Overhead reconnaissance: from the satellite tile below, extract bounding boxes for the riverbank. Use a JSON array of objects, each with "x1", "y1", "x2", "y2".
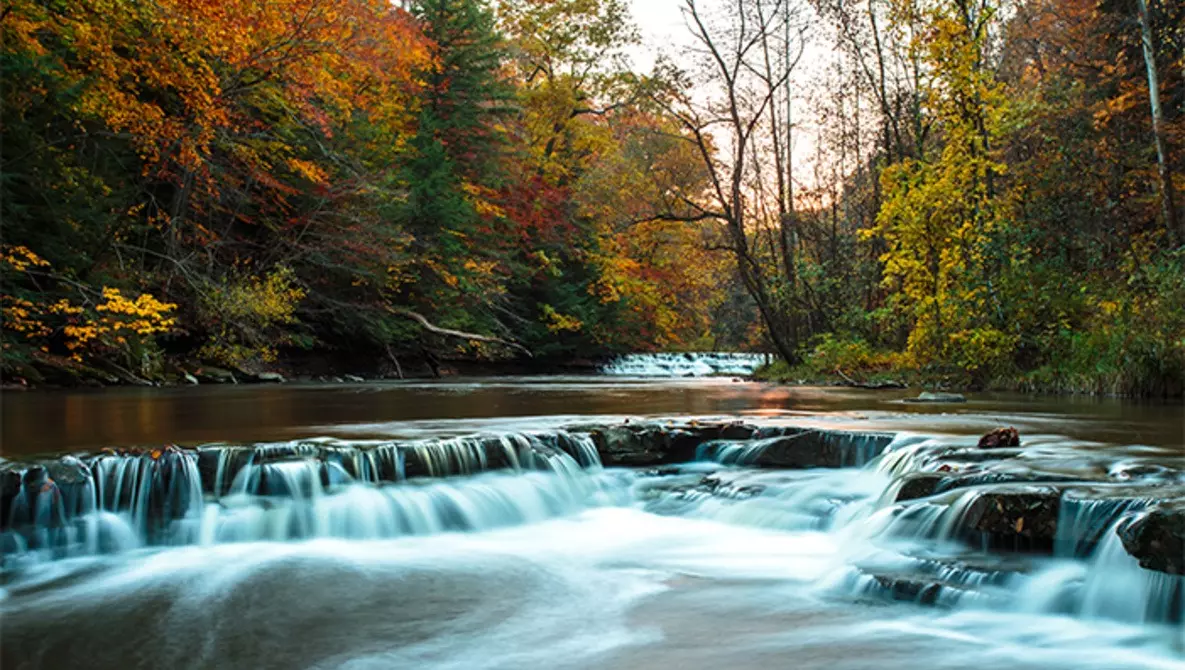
[
  {"x1": 0, "y1": 348, "x2": 612, "y2": 391},
  {"x1": 4, "y1": 346, "x2": 1183, "y2": 402},
  {"x1": 751, "y1": 359, "x2": 1185, "y2": 400}
]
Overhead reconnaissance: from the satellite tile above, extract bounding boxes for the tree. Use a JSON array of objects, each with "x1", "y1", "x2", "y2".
[
  {"x1": 653, "y1": 0, "x2": 810, "y2": 363},
  {"x1": 1135, "y1": 0, "x2": 1180, "y2": 244}
]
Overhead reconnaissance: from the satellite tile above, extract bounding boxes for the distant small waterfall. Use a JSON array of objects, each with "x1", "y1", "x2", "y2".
[{"x1": 601, "y1": 352, "x2": 766, "y2": 377}]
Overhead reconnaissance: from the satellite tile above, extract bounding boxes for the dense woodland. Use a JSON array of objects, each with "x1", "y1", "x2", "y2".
[{"x1": 1, "y1": 0, "x2": 1182, "y2": 395}]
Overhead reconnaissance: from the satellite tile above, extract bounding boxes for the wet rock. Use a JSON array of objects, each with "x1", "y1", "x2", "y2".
[
  {"x1": 343, "y1": 374, "x2": 365, "y2": 383},
  {"x1": 867, "y1": 574, "x2": 967, "y2": 606},
  {"x1": 597, "y1": 425, "x2": 670, "y2": 466},
  {"x1": 742, "y1": 429, "x2": 894, "y2": 469},
  {"x1": 933, "y1": 467, "x2": 1083, "y2": 495},
  {"x1": 255, "y1": 371, "x2": 285, "y2": 383},
  {"x1": 955, "y1": 487, "x2": 1062, "y2": 553},
  {"x1": 183, "y1": 372, "x2": 199, "y2": 385},
  {"x1": 1119, "y1": 503, "x2": 1185, "y2": 575},
  {"x1": 977, "y1": 427, "x2": 1020, "y2": 449},
  {"x1": 848, "y1": 553, "x2": 1027, "y2": 609},
  {"x1": 895, "y1": 473, "x2": 945, "y2": 502},
  {"x1": 571, "y1": 421, "x2": 893, "y2": 468},
  {"x1": 905, "y1": 392, "x2": 966, "y2": 403}
]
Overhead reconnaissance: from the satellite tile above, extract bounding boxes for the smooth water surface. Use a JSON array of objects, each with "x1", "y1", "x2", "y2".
[{"x1": 3, "y1": 377, "x2": 1182, "y2": 454}]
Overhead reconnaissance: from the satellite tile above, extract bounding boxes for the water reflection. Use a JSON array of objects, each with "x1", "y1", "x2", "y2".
[{"x1": 1, "y1": 377, "x2": 1182, "y2": 455}]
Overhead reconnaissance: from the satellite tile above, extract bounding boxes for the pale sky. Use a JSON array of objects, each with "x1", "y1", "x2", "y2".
[
  {"x1": 627, "y1": 0, "x2": 694, "y2": 72},
  {"x1": 626, "y1": 0, "x2": 834, "y2": 192}
]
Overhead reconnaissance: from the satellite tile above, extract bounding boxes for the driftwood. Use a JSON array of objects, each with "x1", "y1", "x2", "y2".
[
  {"x1": 392, "y1": 309, "x2": 532, "y2": 357},
  {"x1": 835, "y1": 367, "x2": 906, "y2": 390}
]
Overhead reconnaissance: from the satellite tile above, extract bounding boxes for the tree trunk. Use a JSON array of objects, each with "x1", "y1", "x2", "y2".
[{"x1": 1137, "y1": 0, "x2": 1181, "y2": 245}]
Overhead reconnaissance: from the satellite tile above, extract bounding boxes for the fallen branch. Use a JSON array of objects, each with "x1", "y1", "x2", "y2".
[{"x1": 391, "y1": 309, "x2": 532, "y2": 357}]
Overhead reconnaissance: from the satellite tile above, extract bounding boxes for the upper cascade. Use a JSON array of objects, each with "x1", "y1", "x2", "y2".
[{"x1": 600, "y1": 352, "x2": 766, "y2": 377}]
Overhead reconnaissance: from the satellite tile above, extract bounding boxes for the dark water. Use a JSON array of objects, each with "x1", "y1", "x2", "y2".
[
  {"x1": 2, "y1": 376, "x2": 1183, "y2": 670},
  {"x1": 2, "y1": 377, "x2": 1181, "y2": 455}
]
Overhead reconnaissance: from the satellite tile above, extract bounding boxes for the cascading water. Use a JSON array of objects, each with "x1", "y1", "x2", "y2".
[
  {"x1": 3, "y1": 417, "x2": 1183, "y2": 669},
  {"x1": 0, "y1": 430, "x2": 609, "y2": 568},
  {"x1": 600, "y1": 352, "x2": 767, "y2": 376}
]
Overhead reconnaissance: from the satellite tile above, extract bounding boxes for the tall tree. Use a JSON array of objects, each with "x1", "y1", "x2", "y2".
[
  {"x1": 397, "y1": 0, "x2": 516, "y2": 341},
  {"x1": 655, "y1": 0, "x2": 809, "y2": 364},
  {"x1": 1135, "y1": 0, "x2": 1180, "y2": 244}
]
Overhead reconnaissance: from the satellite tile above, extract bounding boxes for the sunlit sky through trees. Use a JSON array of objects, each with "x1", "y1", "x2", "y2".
[{"x1": 627, "y1": 0, "x2": 829, "y2": 189}]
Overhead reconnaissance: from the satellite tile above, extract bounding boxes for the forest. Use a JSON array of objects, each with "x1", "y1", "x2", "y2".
[{"x1": 1, "y1": 0, "x2": 1183, "y2": 396}]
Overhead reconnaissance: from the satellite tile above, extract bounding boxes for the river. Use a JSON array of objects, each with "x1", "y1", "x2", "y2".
[{"x1": 1, "y1": 356, "x2": 1183, "y2": 669}]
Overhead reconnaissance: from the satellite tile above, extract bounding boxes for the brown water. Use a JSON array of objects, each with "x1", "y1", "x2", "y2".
[{"x1": 2, "y1": 376, "x2": 1181, "y2": 455}]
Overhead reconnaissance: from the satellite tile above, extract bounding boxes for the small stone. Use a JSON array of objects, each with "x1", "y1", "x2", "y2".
[
  {"x1": 256, "y1": 372, "x2": 285, "y2": 383},
  {"x1": 183, "y1": 373, "x2": 199, "y2": 385},
  {"x1": 343, "y1": 374, "x2": 365, "y2": 382}
]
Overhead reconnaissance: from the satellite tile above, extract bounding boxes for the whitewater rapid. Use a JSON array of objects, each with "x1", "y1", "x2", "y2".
[{"x1": 2, "y1": 423, "x2": 1182, "y2": 670}]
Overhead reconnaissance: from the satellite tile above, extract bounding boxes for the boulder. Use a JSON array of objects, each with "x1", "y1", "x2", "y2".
[
  {"x1": 978, "y1": 427, "x2": 1020, "y2": 449},
  {"x1": 895, "y1": 473, "x2": 946, "y2": 502},
  {"x1": 954, "y1": 486, "x2": 1062, "y2": 553},
  {"x1": 1119, "y1": 503, "x2": 1185, "y2": 576}
]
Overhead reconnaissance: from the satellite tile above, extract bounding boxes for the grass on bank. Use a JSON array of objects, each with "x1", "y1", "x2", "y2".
[{"x1": 753, "y1": 331, "x2": 1185, "y2": 398}]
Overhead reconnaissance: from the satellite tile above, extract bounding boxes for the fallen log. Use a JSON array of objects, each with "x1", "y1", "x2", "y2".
[{"x1": 391, "y1": 308, "x2": 532, "y2": 357}]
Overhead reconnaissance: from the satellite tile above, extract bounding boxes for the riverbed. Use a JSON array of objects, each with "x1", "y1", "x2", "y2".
[{"x1": 1, "y1": 365, "x2": 1183, "y2": 669}]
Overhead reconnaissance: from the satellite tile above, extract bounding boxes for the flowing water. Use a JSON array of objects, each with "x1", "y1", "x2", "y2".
[
  {"x1": 601, "y1": 352, "x2": 768, "y2": 376},
  {"x1": 1, "y1": 374, "x2": 1182, "y2": 670}
]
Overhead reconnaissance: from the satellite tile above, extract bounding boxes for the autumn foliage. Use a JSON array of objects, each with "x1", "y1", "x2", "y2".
[{"x1": 1, "y1": 0, "x2": 725, "y2": 379}]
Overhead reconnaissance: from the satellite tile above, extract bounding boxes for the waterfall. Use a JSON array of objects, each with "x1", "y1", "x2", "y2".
[
  {"x1": 1054, "y1": 492, "x2": 1152, "y2": 558},
  {"x1": 601, "y1": 352, "x2": 765, "y2": 377},
  {"x1": 1017, "y1": 515, "x2": 1185, "y2": 626},
  {"x1": 694, "y1": 429, "x2": 894, "y2": 469},
  {"x1": 200, "y1": 469, "x2": 628, "y2": 546},
  {"x1": 3, "y1": 418, "x2": 1181, "y2": 646},
  {"x1": 1, "y1": 431, "x2": 606, "y2": 567}
]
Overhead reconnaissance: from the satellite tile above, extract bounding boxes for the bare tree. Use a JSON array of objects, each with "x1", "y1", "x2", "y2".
[
  {"x1": 651, "y1": 0, "x2": 809, "y2": 363},
  {"x1": 1136, "y1": 0, "x2": 1180, "y2": 245}
]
